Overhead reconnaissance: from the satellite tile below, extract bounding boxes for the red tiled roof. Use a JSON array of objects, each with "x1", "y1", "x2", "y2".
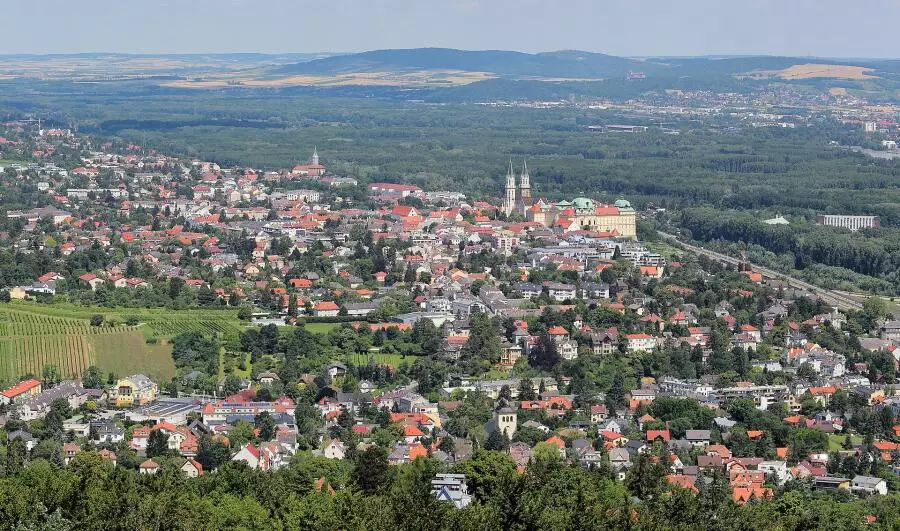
[{"x1": 1, "y1": 379, "x2": 40, "y2": 399}]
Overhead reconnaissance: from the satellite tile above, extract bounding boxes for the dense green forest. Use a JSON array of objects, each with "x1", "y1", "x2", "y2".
[{"x1": 677, "y1": 208, "x2": 900, "y2": 294}]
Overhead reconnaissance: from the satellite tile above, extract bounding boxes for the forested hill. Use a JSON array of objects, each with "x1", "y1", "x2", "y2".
[
  {"x1": 274, "y1": 47, "x2": 900, "y2": 80},
  {"x1": 275, "y1": 48, "x2": 666, "y2": 78}
]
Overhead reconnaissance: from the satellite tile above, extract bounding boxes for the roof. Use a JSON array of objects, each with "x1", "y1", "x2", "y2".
[{"x1": 1, "y1": 379, "x2": 40, "y2": 399}]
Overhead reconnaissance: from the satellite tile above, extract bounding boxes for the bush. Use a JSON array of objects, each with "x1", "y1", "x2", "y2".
[{"x1": 90, "y1": 314, "x2": 104, "y2": 327}]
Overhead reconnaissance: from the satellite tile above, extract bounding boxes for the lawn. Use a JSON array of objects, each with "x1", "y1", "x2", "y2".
[
  {"x1": 90, "y1": 331, "x2": 176, "y2": 382},
  {"x1": 304, "y1": 322, "x2": 341, "y2": 334},
  {"x1": 828, "y1": 433, "x2": 862, "y2": 451}
]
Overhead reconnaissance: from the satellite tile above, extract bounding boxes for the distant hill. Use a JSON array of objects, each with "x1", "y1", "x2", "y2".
[
  {"x1": 275, "y1": 47, "x2": 664, "y2": 79},
  {"x1": 275, "y1": 48, "x2": 900, "y2": 82}
]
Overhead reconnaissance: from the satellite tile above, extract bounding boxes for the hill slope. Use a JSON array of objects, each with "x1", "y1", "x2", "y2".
[{"x1": 276, "y1": 47, "x2": 662, "y2": 78}]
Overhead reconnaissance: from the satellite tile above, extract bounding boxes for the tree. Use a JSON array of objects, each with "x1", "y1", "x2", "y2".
[
  {"x1": 483, "y1": 429, "x2": 510, "y2": 451},
  {"x1": 230, "y1": 421, "x2": 255, "y2": 448},
  {"x1": 90, "y1": 314, "x2": 104, "y2": 327},
  {"x1": 529, "y1": 332, "x2": 560, "y2": 371},
  {"x1": 254, "y1": 411, "x2": 276, "y2": 441},
  {"x1": 196, "y1": 434, "x2": 232, "y2": 471},
  {"x1": 352, "y1": 446, "x2": 391, "y2": 495},
  {"x1": 146, "y1": 430, "x2": 169, "y2": 458},
  {"x1": 41, "y1": 364, "x2": 61, "y2": 387}
]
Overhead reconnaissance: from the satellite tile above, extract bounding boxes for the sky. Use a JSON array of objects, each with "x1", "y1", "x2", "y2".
[{"x1": 5, "y1": 0, "x2": 899, "y2": 58}]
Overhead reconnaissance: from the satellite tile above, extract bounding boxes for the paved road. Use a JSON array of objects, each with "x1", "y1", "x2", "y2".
[{"x1": 657, "y1": 231, "x2": 865, "y2": 312}]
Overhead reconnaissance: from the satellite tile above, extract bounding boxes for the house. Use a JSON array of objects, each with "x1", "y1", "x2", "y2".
[
  {"x1": 684, "y1": 430, "x2": 711, "y2": 447},
  {"x1": 608, "y1": 447, "x2": 631, "y2": 479},
  {"x1": 545, "y1": 282, "x2": 577, "y2": 302},
  {"x1": 625, "y1": 333, "x2": 657, "y2": 353},
  {"x1": 232, "y1": 443, "x2": 262, "y2": 469},
  {"x1": 758, "y1": 460, "x2": 789, "y2": 484},
  {"x1": 8, "y1": 430, "x2": 37, "y2": 452},
  {"x1": 78, "y1": 273, "x2": 105, "y2": 290},
  {"x1": 314, "y1": 301, "x2": 340, "y2": 317},
  {"x1": 258, "y1": 371, "x2": 280, "y2": 386},
  {"x1": 181, "y1": 459, "x2": 203, "y2": 477},
  {"x1": 323, "y1": 439, "x2": 346, "y2": 460},
  {"x1": 590, "y1": 404, "x2": 608, "y2": 423},
  {"x1": 63, "y1": 443, "x2": 81, "y2": 465},
  {"x1": 139, "y1": 459, "x2": 160, "y2": 475},
  {"x1": 851, "y1": 475, "x2": 888, "y2": 495},
  {"x1": 0, "y1": 379, "x2": 42, "y2": 405},
  {"x1": 431, "y1": 473, "x2": 472, "y2": 509},
  {"x1": 110, "y1": 374, "x2": 158, "y2": 407}
]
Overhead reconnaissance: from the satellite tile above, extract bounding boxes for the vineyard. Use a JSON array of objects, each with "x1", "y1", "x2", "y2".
[{"x1": 0, "y1": 302, "x2": 241, "y2": 383}]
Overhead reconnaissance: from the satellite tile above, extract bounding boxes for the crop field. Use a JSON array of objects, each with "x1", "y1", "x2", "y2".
[
  {"x1": 0, "y1": 302, "x2": 240, "y2": 382},
  {"x1": 146, "y1": 318, "x2": 241, "y2": 338}
]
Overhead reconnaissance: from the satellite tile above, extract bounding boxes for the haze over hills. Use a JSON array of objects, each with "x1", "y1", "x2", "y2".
[{"x1": 275, "y1": 47, "x2": 900, "y2": 80}]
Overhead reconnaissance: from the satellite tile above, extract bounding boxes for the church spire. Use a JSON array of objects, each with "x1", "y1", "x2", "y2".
[
  {"x1": 311, "y1": 146, "x2": 319, "y2": 166},
  {"x1": 519, "y1": 160, "x2": 530, "y2": 200},
  {"x1": 504, "y1": 158, "x2": 517, "y2": 216}
]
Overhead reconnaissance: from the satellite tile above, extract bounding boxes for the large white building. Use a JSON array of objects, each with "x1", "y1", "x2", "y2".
[{"x1": 816, "y1": 214, "x2": 880, "y2": 231}]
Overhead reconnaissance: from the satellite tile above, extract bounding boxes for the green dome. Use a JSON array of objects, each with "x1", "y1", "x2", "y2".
[
  {"x1": 614, "y1": 198, "x2": 632, "y2": 208},
  {"x1": 572, "y1": 197, "x2": 595, "y2": 211}
]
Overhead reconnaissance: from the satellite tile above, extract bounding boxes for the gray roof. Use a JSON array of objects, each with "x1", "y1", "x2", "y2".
[{"x1": 685, "y1": 430, "x2": 711, "y2": 440}]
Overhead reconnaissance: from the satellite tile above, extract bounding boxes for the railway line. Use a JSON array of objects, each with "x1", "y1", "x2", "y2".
[{"x1": 657, "y1": 231, "x2": 865, "y2": 312}]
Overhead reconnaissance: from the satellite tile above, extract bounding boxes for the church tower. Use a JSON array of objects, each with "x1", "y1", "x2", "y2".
[
  {"x1": 311, "y1": 146, "x2": 319, "y2": 166},
  {"x1": 504, "y1": 159, "x2": 517, "y2": 216},
  {"x1": 519, "y1": 160, "x2": 531, "y2": 206}
]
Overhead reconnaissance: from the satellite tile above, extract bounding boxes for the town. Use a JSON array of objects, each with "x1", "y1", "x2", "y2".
[{"x1": 0, "y1": 118, "x2": 898, "y2": 528}]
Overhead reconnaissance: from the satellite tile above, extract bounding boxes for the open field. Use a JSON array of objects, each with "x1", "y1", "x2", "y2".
[
  {"x1": 777, "y1": 64, "x2": 876, "y2": 80},
  {"x1": 0, "y1": 302, "x2": 241, "y2": 383},
  {"x1": 91, "y1": 332, "x2": 175, "y2": 382},
  {"x1": 304, "y1": 322, "x2": 341, "y2": 334},
  {"x1": 161, "y1": 70, "x2": 494, "y2": 89}
]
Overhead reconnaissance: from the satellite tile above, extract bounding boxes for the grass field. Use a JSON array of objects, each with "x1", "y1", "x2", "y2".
[
  {"x1": 0, "y1": 302, "x2": 241, "y2": 383},
  {"x1": 828, "y1": 433, "x2": 863, "y2": 451},
  {"x1": 91, "y1": 332, "x2": 175, "y2": 382},
  {"x1": 304, "y1": 322, "x2": 341, "y2": 334}
]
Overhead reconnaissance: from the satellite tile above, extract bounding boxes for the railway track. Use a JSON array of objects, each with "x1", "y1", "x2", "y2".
[{"x1": 657, "y1": 231, "x2": 865, "y2": 312}]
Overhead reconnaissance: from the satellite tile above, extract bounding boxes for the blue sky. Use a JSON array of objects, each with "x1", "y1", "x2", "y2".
[{"x1": 7, "y1": 0, "x2": 899, "y2": 58}]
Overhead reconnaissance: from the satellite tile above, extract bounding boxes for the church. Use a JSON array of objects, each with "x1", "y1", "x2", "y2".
[{"x1": 502, "y1": 160, "x2": 636, "y2": 239}]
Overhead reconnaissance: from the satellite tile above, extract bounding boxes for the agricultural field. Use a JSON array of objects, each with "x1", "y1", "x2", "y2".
[
  {"x1": 0, "y1": 302, "x2": 241, "y2": 383},
  {"x1": 92, "y1": 333, "x2": 175, "y2": 382}
]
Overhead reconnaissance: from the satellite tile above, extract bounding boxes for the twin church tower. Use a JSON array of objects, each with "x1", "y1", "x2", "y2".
[{"x1": 503, "y1": 160, "x2": 532, "y2": 216}]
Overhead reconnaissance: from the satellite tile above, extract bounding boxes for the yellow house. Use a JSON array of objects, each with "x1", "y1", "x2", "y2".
[{"x1": 112, "y1": 374, "x2": 158, "y2": 407}]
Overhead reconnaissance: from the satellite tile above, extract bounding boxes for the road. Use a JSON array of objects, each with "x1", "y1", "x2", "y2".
[{"x1": 656, "y1": 231, "x2": 865, "y2": 312}]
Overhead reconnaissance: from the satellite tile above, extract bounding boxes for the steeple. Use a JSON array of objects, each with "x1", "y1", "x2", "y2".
[
  {"x1": 311, "y1": 146, "x2": 319, "y2": 166},
  {"x1": 519, "y1": 160, "x2": 530, "y2": 200},
  {"x1": 504, "y1": 158, "x2": 517, "y2": 216}
]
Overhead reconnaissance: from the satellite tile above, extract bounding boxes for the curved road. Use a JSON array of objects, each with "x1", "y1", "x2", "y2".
[{"x1": 657, "y1": 231, "x2": 865, "y2": 312}]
